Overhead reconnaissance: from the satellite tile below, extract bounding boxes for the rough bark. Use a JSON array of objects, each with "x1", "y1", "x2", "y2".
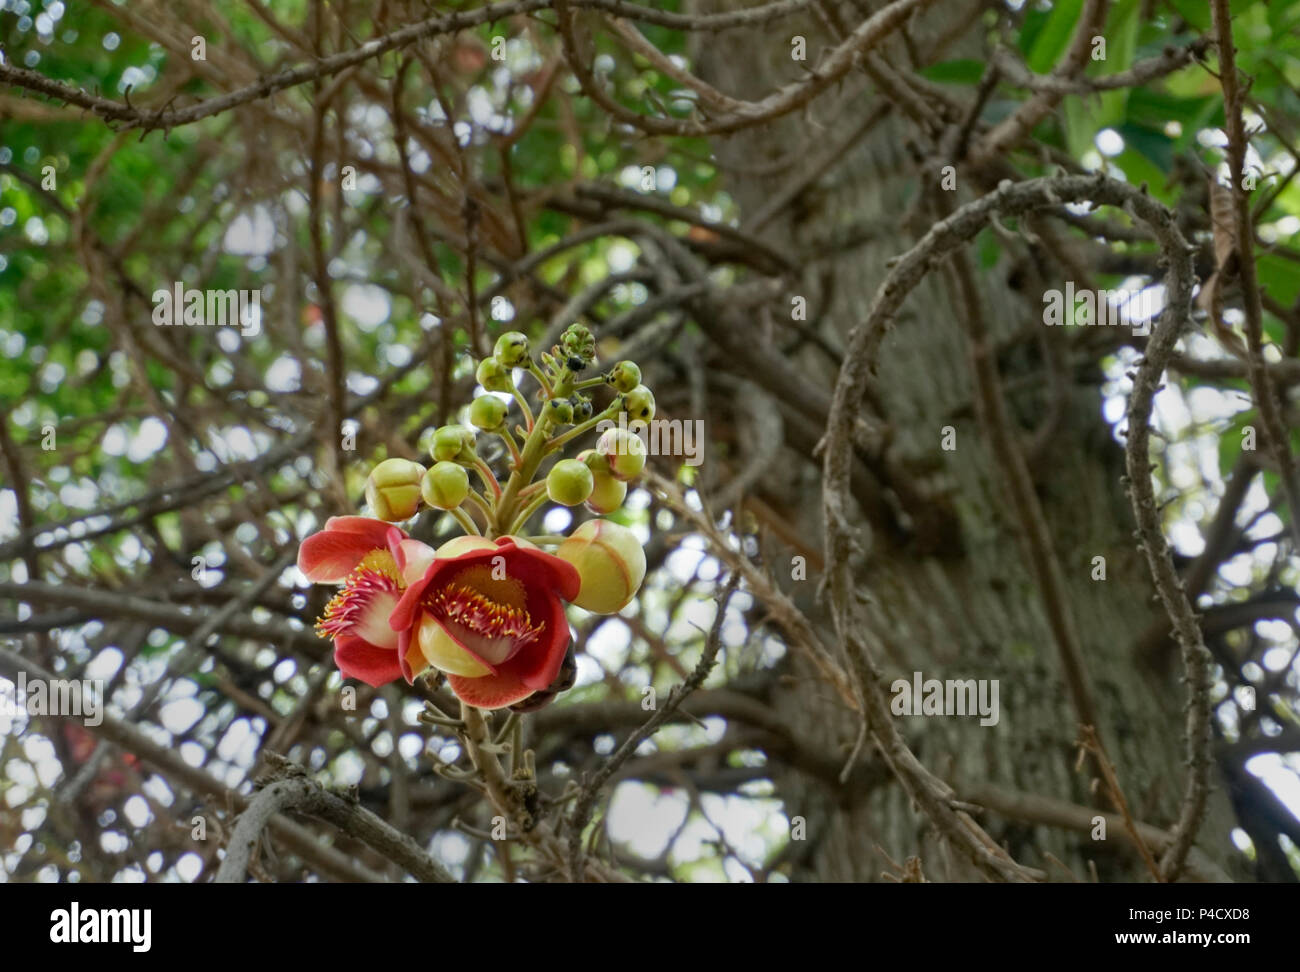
[{"x1": 691, "y1": 0, "x2": 1240, "y2": 881}]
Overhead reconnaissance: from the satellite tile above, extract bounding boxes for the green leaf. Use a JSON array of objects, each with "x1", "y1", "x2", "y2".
[
  {"x1": 919, "y1": 59, "x2": 986, "y2": 85},
  {"x1": 1063, "y1": 97, "x2": 1094, "y2": 160},
  {"x1": 1114, "y1": 148, "x2": 1168, "y2": 198},
  {"x1": 1167, "y1": 0, "x2": 1255, "y2": 31},
  {"x1": 1167, "y1": 0, "x2": 1211, "y2": 30},
  {"x1": 1219, "y1": 409, "x2": 1256, "y2": 478},
  {"x1": 1093, "y1": 0, "x2": 1140, "y2": 126},
  {"x1": 1016, "y1": 6, "x2": 1053, "y2": 60},
  {"x1": 977, "y1": 228, "x2": 1001, "y2": 270},
  {"x1": 1258, "y1": 252, "x2": 1300, "y2": 307},
  {"x1": 1127, "y1": 89, "x2": 1224, "y2": 150},
  {"x1": 1027, "y1": 0, "x2": 1084, "y2": 75},
  {"x1": 1269, "y1": 0, "x2": 1300, "y2": 33},
  {"x1": 1117, "y1": 123, "x2": 1174, "y2": 171}
]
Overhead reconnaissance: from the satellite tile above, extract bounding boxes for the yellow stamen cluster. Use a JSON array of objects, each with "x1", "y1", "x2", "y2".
[{"x1": 430, "y1": 583, "x2": 541, "y2": 644}]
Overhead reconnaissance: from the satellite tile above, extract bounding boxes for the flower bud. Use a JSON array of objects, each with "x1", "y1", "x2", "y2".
[
  {"x1": 547, "y1": 459, "x2": 595, "y2": 507},
  {"x1": 596, "y1": 428, "x2": 647, "y2": 481},
  {"x1": 430, "y1": 424, "x2": 475, "y2": 463},
  {"x1": 546, "y1": 398, "x2": 574, "y2": 425},
  {"x1": 476, "y1": 356, "x2": 513, "y2": 393},
  {"x1": 436, "y1": 535, "x2": 498, "y2": 558},
  {"x1": 422, "y1": 461, "x2": 470, "y2": 510},
  {"x1": 469, "y1": 394, "x2": 508, "y2": 431},
  {"x1": 607, "y1": 360, "x2": 641, "y2": 393},
  {"x1": 556, "y1": 519, "x2": 646, "y2": 614},
  {"x1": 577, "y1": 449, "x2": 626, "y2": 513},
  {"x1": 494, "y1": 331, "x2": 530, "y2": 367},
  {"x1": 560, "y1": 323, "x2": 596, "y2": 366},
  {"x1": 585, "y1": 470, "x2": 627, "y2": 514},
  {"x1": 572, "y1": 397, "x2": 593, "y2": 422},
  {"x1": 365, "y1": 458, "x2": 426, "y2": 522},
  {"x1": 619, "y1": 384, "x2": 656, "y2": 422}
]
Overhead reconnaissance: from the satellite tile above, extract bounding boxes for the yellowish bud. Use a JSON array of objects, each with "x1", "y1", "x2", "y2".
[
  {"x1": 555, "y1": 519, "x2": 646, "y2": 614},
  {"x1": 365, "y1": 458, "x2": 426, "y2": 522}
]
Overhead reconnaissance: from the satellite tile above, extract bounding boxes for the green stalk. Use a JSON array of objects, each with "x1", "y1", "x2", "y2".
[
  {"x1": 498, "y1": 423, "x2": 524, "y2": 469},
  {"x1": 518, "y1": 480, "x2": 548, "y2": 500},
  {"x1": 493, "y1": 363, "x2": 575, "y2": 530},
  {"x1": 526, "y1": 360, "x2": 553, "y2": 399},
  {"x1": 465, "y1": 489, "x2": 497, "y2": 532},
  {"x1": 510, "y1": 386, "x2": 535, "y2": 431},
  {"x1": 471, "y1": 456, "x2": 502, "y2": 498},
  {"x1": 493, "y1": 409, "x2": 553, "y2": 534},
  {"x1": 449, "y1": 507, "x2": 481, "y2": 536},
  {"x1": 507, "y1": 490, "x2": 552, "y2": 536}
]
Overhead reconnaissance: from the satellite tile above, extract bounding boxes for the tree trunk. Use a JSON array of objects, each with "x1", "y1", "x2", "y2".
[{"x1": 691, "y1": 0, "x2": 1241, "y2": 882}]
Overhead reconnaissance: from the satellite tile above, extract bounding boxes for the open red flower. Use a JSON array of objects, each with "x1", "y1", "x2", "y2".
[
  {"x1": 389, "y1": 535, "x2": 580, "y2": 709},
  {"x1": 298, "y1": 516, "x2": 435, "y2": 687}
]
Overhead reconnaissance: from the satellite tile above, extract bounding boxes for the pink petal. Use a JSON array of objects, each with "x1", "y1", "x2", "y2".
[
  {"x1": 334, "y1": 634, "x2": 403, "y2": 687},
  {"x1": 399, "y1": 626, "x2": 433, "y2": 684},
  {"x1": 325, "y1": 515, "x2": 404, "y2": 540},
  {"x1": 504, "y1": 593, "x2": 572, "y2": 691},
  {"x1": 353, "y1": 589, "x2": 401, "y2": 651},
  {"x1": 298, "y1": 517, "x2": 404, "y2": 583},
  {"x1": 446, "y1": 669, "x2": 535, "y2": 710},
  {"x1": 396, "y1": 540, "x2": 436, "y2": 587},
  {"x1": 389, "y1": 577, "x2": 430, "y2": 632},
  {"x1": 398, "y1": 627, "x2": 414, "y2": 683}
]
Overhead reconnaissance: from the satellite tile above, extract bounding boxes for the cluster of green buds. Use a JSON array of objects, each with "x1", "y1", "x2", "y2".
[{"x1": 360, "y1": 324, "x2": 655, "y2": 614}]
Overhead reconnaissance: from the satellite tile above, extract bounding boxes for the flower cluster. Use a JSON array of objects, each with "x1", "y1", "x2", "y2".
[{"x1": 298, "y1": 325, "x2": 651, "y2": 710}]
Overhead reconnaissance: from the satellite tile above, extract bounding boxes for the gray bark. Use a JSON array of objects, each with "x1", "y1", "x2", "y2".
[{"x1": 689, "y1": 0, "x2": 1241, "y2": 881}]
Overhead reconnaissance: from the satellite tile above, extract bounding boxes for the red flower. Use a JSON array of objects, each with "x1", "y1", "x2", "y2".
[
  {"x1": 298, "y1": 516, "x2": 434, "y2": 687},
  {"x1": 389, "y1": 535, "x2": 580, "y2": 709}
]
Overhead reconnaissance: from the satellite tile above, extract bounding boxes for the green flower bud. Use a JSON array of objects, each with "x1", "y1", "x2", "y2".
[
  {"x1": 560, "y1": 323, "x2": 596, "y2": 366},
  {"x1": 476, "y1": 356, "x2": 514, "y2": 393},
  {"x1": 585, "y1": 469, "x2": 627, "y2": 514},
  {"x1": 494, "y1": 331, "x2": 530, "y2": 367},
  {"x1": 366, "y1": 457, "x2": 426, "y2": 522},
  {"x1": 422, "y1": 461, "x2": 470, "y2": 510},
  {"x1": 431, "y1": 424, "x2": 476, "y2": 463},
  {"x1": 547, "y1": 459, "x2": 595, "y2": 507},
  {"x1": 607, "y1": 360, "x2": 641, "y2": 394},
  {"x1": 572, "y1": 397, "x2": 593, "y2": 422},
  {"x1": 547, "y1": 398, "x2": 574, "y2": 425},
  {"x1": 597, "y1": 427, "x2": 647, "y2": 481},
  {"x1": 469, "y1": 394, "x2": 508, "y2": 431},
  {"x1": 578, "y1": 449, "x2": 627, "y2": 512},
  {"x1": 619, "y1": 384, "x2": 656, "y2": 422},
  {"x1": 556, "y1": 519, "x2": 646, "y2": 614}
]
